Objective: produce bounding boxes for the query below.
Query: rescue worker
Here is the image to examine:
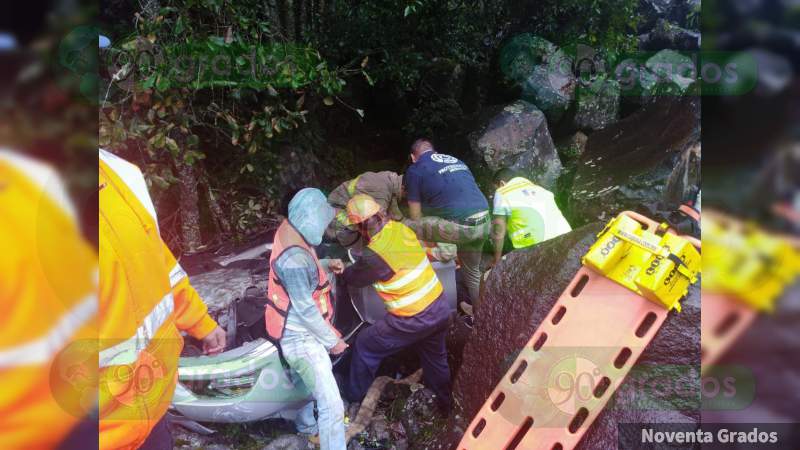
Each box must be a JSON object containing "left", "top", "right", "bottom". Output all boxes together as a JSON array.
[
  {"left": 0, "top": 149, "right": 97, "bottom": 449},
  {"left": 266, "top": 188, "right": 348, "bottom": 450},
  {"left": 491, "top": 168, "right": 572, "bottom": 265},
  {"left": 328, "top": 170, "right": 457, "bottom": 262},
  {"left": 403, "top": 139, "right": 490, "bottom": 311},
  {"left": 338, "top": 194, "right": 452, "bottom": 414},
  {"left": 327, "top": 171, "right": 404, "bottom": 250},
  {"left": 99, "top": 149, "right": 227, "bottom": 450}
]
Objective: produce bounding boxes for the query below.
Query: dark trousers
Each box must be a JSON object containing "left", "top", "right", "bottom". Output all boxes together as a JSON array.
[
  {"left": 138, "top": 415, "right": 173, "bottom": 450},
  {"left": 347, "top": 299, "right": 452, "bottom": 412}
]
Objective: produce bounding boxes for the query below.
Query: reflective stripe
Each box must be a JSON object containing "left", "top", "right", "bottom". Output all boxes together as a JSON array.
[
  {"left": 169, "top": 262, "right": 188, "bottom": 288},
  {"left": 0, "top": 148, "right": 78, "bottom": 221},
  {"left": 383, "top": 276, "right": 440, "bottom": 311},
  {"left": 0, "top": 293, "right": 96, "bottom": 367},
  {"left": 99, "top": 149, "right": 159, "bottom": 230},
  {"left": 374, "top": 256, "right": 430, "bottom": 292},
  {"left": 347, "top": 175, "right": 361, "bottom": 196},
  {"left": 99, "top": 292, "right": 175, "bottom": 367}
]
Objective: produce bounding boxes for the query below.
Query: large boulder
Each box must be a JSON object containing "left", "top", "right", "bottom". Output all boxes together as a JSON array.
[
  {"left": 498, "top": 34, "right": 560, "bottom": 83},
  {"left": 498, "top": 34, "right": 576, "bottom": 122},
  {"left": 469, "top": 100, "right": 563, "bottom": 189},
  {"left": 567, "top": 96, "right": 700, "bottom": 226},
  {"left": 573, "top": 76, "right": 621, "bottom": 131},
  {"left": 520, "top": 61, "right": 576, "bottom": 123},
  {"left": 445, "top": 223, "right": 699, "bottom": 449}
]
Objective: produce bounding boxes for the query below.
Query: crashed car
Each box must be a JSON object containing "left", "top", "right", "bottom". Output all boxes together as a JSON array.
[{"left": 169, "top": 235, "right": 457, "bottom": 424}]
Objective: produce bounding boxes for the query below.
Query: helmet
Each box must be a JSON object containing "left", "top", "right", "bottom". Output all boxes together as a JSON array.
[{"left": 346, "top": 194, "right": 381, "bottom": 225}]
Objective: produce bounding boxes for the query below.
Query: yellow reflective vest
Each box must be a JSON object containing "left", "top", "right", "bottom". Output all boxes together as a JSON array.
[
  {"left": 367, "top": 221, "right": 443, "bottom": 316},
  {"left": 494, "top": 177, "right": 572, "bottom": 249},
  {"left": 0, "top": 150, "right": 97, "bottom": 449},
  {"left": 99, "top": 149, "right": 218, "bottom": 450}
]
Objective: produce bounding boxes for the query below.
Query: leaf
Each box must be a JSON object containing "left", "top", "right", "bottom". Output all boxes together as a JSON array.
[
  {"left": 165, "top": 137, "right": 180, "bottom": 154},
  {"left": 323, "top": 96, "right": 334, "bottom": 106},
  {"left": 356, "top": 108, "right": 365, "bottom": 118},
  {"left": 142, "top": 74, "right": 157, "bottom": 89},
  {"left": 361, "top": 56, "right": 369, "bottom": 68},
  {"left": 187, "top": 134, "right": 199, "bottom": 146},
  {"left": 225, "top": 26, "right": 234, "bottom": 44},
  {"left": 246, "top": 163, "right": 254, "bottom": 172},
  {"left": 404, "top": 5, "right": 412, "bottom": 17}
]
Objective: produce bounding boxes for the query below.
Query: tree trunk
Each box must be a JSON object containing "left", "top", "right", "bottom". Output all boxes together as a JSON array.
[
  {"left": 175, "top": 155, "right": 203, "bottom": 252},
  {"left": 206, "top": 185, "right": 232, "bottom": 235}
]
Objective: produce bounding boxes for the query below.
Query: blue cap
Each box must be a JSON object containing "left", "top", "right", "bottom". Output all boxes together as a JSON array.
[{"left": 99, "top": 35, "right": 111, "bottom": 49}]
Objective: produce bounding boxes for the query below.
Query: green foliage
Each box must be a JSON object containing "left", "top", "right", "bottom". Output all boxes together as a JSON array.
[
  {"left": 519, "top": 0, "right": 640, "bottom": 55},
  {"left": 317, "top": 0, "right": 508, "bottom": 92}
]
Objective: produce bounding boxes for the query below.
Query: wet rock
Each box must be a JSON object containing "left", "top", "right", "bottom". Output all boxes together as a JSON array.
[
  {"left": 573, "top": 77, "right": 621, "bottom": 131},
  {"left": 452, "top": 225, "right": 601, "bottom": 419},
  {"left": 468, "top": 100, "right": 563, "bottom": 190},
  {"left": 261, "top": 434, "right": 310, "bottom": 450},
  {"left": 447, "top": 223, "right": 700, "bottom": 449},
  {"left": 639, "top": 19, "right": 701, "bottom": 51},
  {"left": 567, "top": 96, "right": 700, "bottom": 226},
  {"left": 555, "top": 131, "right": 588, "bottom": 165}
]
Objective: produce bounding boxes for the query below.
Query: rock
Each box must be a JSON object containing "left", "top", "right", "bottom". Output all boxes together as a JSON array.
[
  {"left": 448, "top": 223, "right": 700, "bottom": 449},
  {"left": 520, "top": 61, "right": 576, "bottom": 123},
  {"left": 261, "top": 434, "right": 309, "bottom": 450},
  {"left": 639, "top": 19, "right": 701, "bottom": 51},
  {"left": 347, "top": 440, "right": 365, "bottom": 450},
  {"left": 644, "top": 49, "right": 698, "bottom": 97},
  {"left": 555, "top": 131, "right": 588, "bottom": 164},
  {"left": 498, "top": 34, "right": 559, "bottom": 83},
  {"left": 498, "top": 34, "right": 576, "bottom": 122},
  {"left": 573, "top": 77, "right": 621, "bottom": 131},
  {"left": 567, "top": 96, "right": 700, "bottom": 226},
  {"left": 468, "top": 100, "right": 563, "bottom": 190},
  {"left": 637, "top": 0, "right": 678, "bottom": 32},
  {"left": 368, "top": 415, "right": 391, "bottom": 442},
  {"left": 401, "top": 388, "right": 440, "bottom": 443}
]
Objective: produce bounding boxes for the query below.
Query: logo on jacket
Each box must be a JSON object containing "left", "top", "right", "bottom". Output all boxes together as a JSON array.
[{"left": 431, "top": 153, "right": 458, "bottom": 164}]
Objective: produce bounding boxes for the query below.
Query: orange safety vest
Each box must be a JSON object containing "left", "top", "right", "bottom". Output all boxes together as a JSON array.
[
  {"left": 99, "top": 149, "right": 218, "bottom": 450},
  {"left": 367, "top": 221, "right": 443, "bottom": 317},
  {"left": 0, "top": 150, "right": 97, "bottom": 449},
  {"left": 266, "top": 220, "right": 340, "bottom": 341}
]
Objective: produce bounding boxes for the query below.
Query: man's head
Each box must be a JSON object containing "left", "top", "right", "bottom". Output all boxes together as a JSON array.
[
  {"left": 346, "top": 194, "right": 388, "bottom": 241},
  {"left": 410, "top": 138, "right": 434, "bottom": 163},
  {"left": 494, "top": 168, "right": 521, "bottom": 188}
]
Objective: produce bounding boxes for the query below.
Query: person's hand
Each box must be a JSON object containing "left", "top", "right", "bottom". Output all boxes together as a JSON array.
[
  {"left": 329, "top": 339, "right": 348, "bottom": 355},
  {"left": 329, "top": 259, "right": 345, "bottom": 275},
  {"left": 201, "top": 326, "right": 227, "bottom": 355}
]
